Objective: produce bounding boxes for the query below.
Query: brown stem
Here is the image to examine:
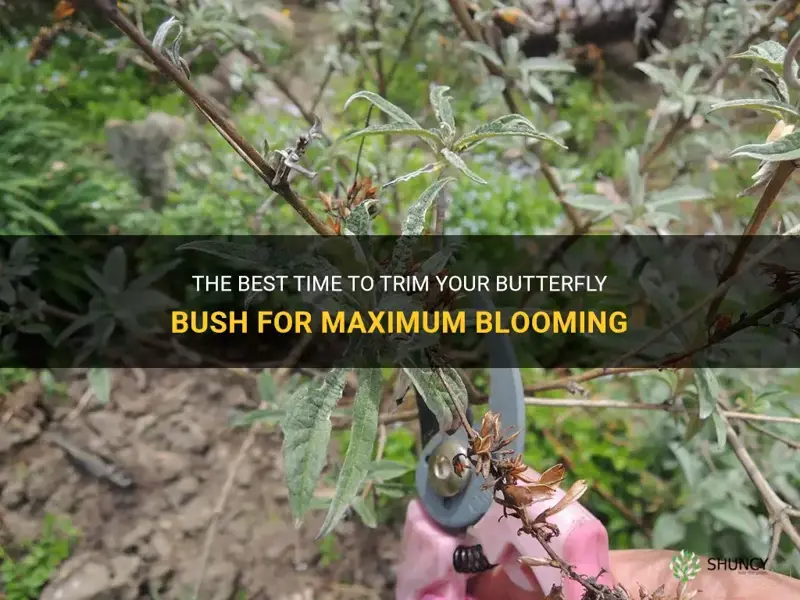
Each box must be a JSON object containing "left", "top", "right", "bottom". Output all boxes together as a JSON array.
[
  {"left": 96, "top": 3, "right": 335, "bottom": 236},
  {"left": 609, "top": 221, "right": 800, "bottom": 367},
  {"left": 705, "top": 160, "right": 796, "bottom": 325}
]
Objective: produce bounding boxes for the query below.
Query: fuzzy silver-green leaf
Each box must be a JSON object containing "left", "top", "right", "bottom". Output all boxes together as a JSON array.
[
  {"left": 317, "top": 368, "right": 382, "bottom": 538},
  {"left": 343, "top": 90, "right": 421, "bottom": 127},
  {"left": 454, "top": 114, "right": 563, "bottom": 152},
  {"left": 430, "top": 84, "right": 456, "bottom": 139},
  {"left": 338, "top": 123, "right": 442, "bottom": 149},
  {"left": 708, "top": 98, "right": 800, "bottom": 121},
  {"left": 282, "top": 368, "right": 349, "bottom": 524},
  {"left": 729, "top": 130, "right": 800, "bottom": 161},
  {"left": 440, "top": 148, "right": 487, "bottom": 184}
]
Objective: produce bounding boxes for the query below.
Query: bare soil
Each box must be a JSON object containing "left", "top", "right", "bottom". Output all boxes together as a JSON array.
[{"left": 1, "top": 369, "right": 402, "bottom": 600}]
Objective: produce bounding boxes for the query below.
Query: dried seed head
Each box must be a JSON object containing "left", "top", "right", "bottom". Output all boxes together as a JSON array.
[
  {"left": 536, "top": 479, "right": 589, "bottom": 522},
  {"left": 538, "top": 464, "right": 566, "bottom": 488},
  {"left": 518, "top": 556, "right": 556, "bottom": 568},
  {"left": 544, "top": 584, "right": 566, "bottom": 600}
]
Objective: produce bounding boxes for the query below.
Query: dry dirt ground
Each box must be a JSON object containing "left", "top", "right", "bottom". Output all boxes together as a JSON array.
[{"left": 1, "top": 369, "right": 402, "bottom": 600}]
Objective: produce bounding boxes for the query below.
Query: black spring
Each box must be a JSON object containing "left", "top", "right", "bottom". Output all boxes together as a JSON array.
[{"left": 452, "top": 544, "right": 496, "bottom": 574}]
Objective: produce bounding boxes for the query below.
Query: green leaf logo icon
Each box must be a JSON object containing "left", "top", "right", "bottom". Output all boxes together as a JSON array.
[{"left": 670, "top": 550, "right": 702, "bottom": 583}]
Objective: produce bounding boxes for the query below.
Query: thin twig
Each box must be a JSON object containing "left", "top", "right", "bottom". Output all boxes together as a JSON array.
[
  {"left": 705, "top": 160, "right": 796, "bottom": 325},
  {"left": 523, "top": 397, "right": 800, "bottom": 425},
  {"left": 744, "top": 420, "right": 800, "bottom": 450},
  {"left": 610, "top": 221, "right": 800, "bottom": 367},
  {"left": 94, "top": 3, "right": 334, "bottom": 236},
  {"left": 717, "top": 400, "right": 800, "bottom": 565}
]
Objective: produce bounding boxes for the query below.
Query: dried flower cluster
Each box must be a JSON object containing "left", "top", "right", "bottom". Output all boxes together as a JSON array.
[
  {"left": 319, "top": 176, "right": 378, "bottom": 233},
  {"left": 455, "top": 411, "right": 642, "bottom": 600}
]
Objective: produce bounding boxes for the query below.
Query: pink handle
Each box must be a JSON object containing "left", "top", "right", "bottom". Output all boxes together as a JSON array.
[{"left": 396, "top": 468, "right": 612, "bottom": 600}]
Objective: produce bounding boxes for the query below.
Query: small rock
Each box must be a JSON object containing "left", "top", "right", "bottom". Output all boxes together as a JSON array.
[
  {"left": 149, "top": 531, "right": 173, "bottom": 559},
  {"left": 1, "top": 478, "right": 26, "bottom": 509},
  {"left": 177, "top": 496, "right": 211, "bottom": 533},
  {"left": 235, "top": 462, "right": 254, "bottom": 488},
  {"left": 41, "top": 561, "right": 112, "bottom": 600},
  {"left": 120, "top": 522, "right": 153, "bottom": 551},
  {"left": 168, "top": 475, "right": 199, "bottom": 505},
  {"left": 87, "top": 411, "right": 126, "bottom": 447},
  {"left": 116, "top": 392, "right": 150, "bottom": 417},
  {"left": 110, "top": 554, "right": 140, "bottom": 586},
  {"left": 167, "top": 415, "right": 209, "bottom": 454},
  {"left": 2, "top": 511, "right": 39, "bottom": 541},
  {"left": 155, "top": 451, "right": 190, "bottom": 483},
  {"left": 45, "top": 484, "right": 77, "bottom": 514}
]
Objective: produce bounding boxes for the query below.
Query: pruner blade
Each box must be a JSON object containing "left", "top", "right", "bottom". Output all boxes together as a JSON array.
[{"left": 413, "top": 291, "right": 525, "bottom": 532}]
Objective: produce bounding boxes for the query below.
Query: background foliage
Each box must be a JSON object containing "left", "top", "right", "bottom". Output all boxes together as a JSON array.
[{"left": 1, "top": 1, "right": 800, "bottom": 596}]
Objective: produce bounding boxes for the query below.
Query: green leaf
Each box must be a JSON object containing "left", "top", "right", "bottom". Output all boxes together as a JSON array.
[
  {"left": 440, "top": 148, "right": 487, "bottom": 184},
  {"left": 343, "top": 90, "right": 422, "bottom": 128},
  {"left": 344, "top": 201, "right": 376, "bottom": 235},
  {"left": 453, "top": 114, "right": 563, "bottom": 152},
  {"left": 351, "top": 495, "right": 377, "bottom": 528},
  {"left": 177, "top": 240, "right": 272, "bottom": 269},
  {"left": 461, "top": 41, "right": 504, "bottom": 68},
  {"left": 729, "top": 130, "right": 800, "bottom": 161},
  {"left": 647, "top": 186, "right": 710, "bottom": 208},
  {"left": 402, "top": 365, "right": 466, "bottom": 433},
  {"left": 391, "top": 178, "right": 455, "bottom": 274},
  {"left": 625, "top": 149, "right": 645, "bottom": 206},
  {"left": 88, "top": 368, "right": 111, "bottom": 405},
  {"left": 383, "top": 162, "right": 445, "bottom": 188},
  {"left": 318, "top": 368, "right": 382, "bottom": 539},
  {"left": 711, "top": 411, "right": 727, "bottom": 451},
  {"left": 103, "top": 247, "right": 127, "bottom": 292},
  {"left": 129, "top": 259, "right": 182, "bottom": 291},
  {"left": 694, "top": 369, "right": 719, "bottom": 420},
  {"left": 730, "top": 41, "right": 791, "bottom": 74},
  {"left": 258, "top": 370, "right": 277, "bottom": 403},
  {"left": 429, "top": 85, "right": 456, "bottom": 139},
  {"left": 652, "top": 513, "right": 686, "bottom": 549},
  {"left": 634, "top": 62, "right": 680, "bottom": 92},
  {"left": 399, "top": 177, "right": 454, "bottom": 237},
  {"left": 281, "top": 368, "right": 349, "bottom": 525},
  {"left": 709, "top": 504, "right": 761, "bottom": 537},
  {"left": 562, "top": 194, "right": 622, "bottom": 213},
  {"left": 708, "top": 98, "right": 800, "bottom": 121},
  {"left": 338, "top": 123, "right": 442, "bottom": 148},
  {"left": 367, "top": 460, "right": 412, "bottom": 482},
  {"left": 229, "top": 408, "right": 284, "bottom": 427}
]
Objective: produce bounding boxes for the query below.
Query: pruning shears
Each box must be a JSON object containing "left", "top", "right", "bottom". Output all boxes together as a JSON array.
[{"left": 396, "top": 294, "right": 614, "bottom": 600}]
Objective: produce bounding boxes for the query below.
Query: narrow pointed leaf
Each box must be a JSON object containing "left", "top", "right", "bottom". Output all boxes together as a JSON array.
[
  {"left": 382, "top": 162, "right": 445, "bottom": 188},
  {"left": 647, "top": 187, "right": 710, "bottom": 208},
  {"left": 352, "top": 495, "right": 377, "bottom": 528},
  {"left": 430, "top": 85, "right": 456, "bottom": 138},
  {"left": 282, "top": 368, "right": 349, "bottom": 524},
  {"left": 440, "top": 149, "right": 486, "bottom": 184},
  {"left": 88, "top": 368, "right": 112, "bottom": 405},
  {"left": 729, "top": 130, "right": 800, "bottom": 161},
  {"left": 391, "top": 178, "right": 454, "bottom": 274},
  {"left": 400, "top": 177, "right": 454, "bottom": 236},
  {"left": 694, "top": 368, "right": 719, "bottom": 420},
  {"left": 708, "top": 98, "right": 800, "bottom": 121},
  {"left": 730, "top": 41, "right": 791, "bottom": 74},
  {"left": 318, "top": 369, "right": 382, "bottom": 538},
  {"left": 454, "top": 114, "right": 563, "bottom": 152},
  {"left": 344, "top": 90, "right": 421, "bottom": 127},
  {"left": 461, "top": 41, "right": 504, "bottom": 68},
  {"left": 338, "top": 123, "right": 442, "bottom": 148},
  {"left": 402, "top": 365, "right": 466, "bottom": 433}
]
